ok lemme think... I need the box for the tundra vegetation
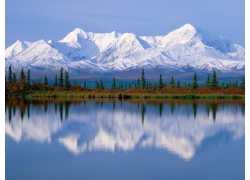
[5,66,245,99]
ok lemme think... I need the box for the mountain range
[5,23,245,79]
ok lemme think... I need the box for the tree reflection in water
[5,98,245,160]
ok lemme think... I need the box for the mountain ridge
[5,23,245,77]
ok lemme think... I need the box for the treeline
[5,66,245,97]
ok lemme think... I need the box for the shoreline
[11,91,245,100]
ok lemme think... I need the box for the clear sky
[5,0,245,47]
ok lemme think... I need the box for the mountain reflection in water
[5,99,245,160]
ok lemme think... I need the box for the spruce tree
[100,79,104,90]
[111,77,116,90]
[27,69,30,86]
[177,81,180,88]
[158,74,163,89]
[64,70,70,90]
[13,73,17,83]
[44,76,48,85]
[8,65,13,84]
[211,71,218,88]
[141,68,146,89]
[192,73,198,89]
[137,78,140,88]
[170,76,175,88]
[240,78,245,89]
[84,80,87,88]
[59,67,64,87]
[95,80,99,89]
[19,68,26,82]
[54,75,58,86]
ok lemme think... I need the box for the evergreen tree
[158,74,163,89]
[137,78,140,88]
[211,71,218,88]
[177,81,180,88]
[64,70,70,90]
[19,68,26,82]
[95,80,99,89]
[111,77,116,90]
[141,68,146,89]
[59,67,64,87]
[44,76,48,85]
[192,73,198,89]
[54,75,58,86]
[13,73,17,83]
[27,69,30,85]
[8,65,13,84]
[205,74,211,88]
[240,78,245,89]
[120,82,123,90]
[100,79,104,90]
[84,80,87,88]
[170,76,175,88]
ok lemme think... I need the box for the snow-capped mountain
[5,23,245,76]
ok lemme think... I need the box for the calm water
[5,98,245,180]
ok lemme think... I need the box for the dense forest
[5,66,245,98]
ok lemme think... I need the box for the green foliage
[111,77,116,90]
[83,80,87,88]
[19,68,26,83]
[240,78,245,89]
[158,74,163,89]
[13,73,17,83]
[44,76,48,85]
[27,69,30,85]
[64,70,70,90]
[170,76,175,88]
[8,65,13,84]
[205,74,210,88]
[137,78,140,87]
[192,73,198,89]
[59,67,64,87]
[141,68,146,89]
[54,75,58,86]
[211,71,218,88]
[95,80,100,89]
[177,81,180,88]
[100,79,104,90]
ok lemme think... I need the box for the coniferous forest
[5,66,245,99]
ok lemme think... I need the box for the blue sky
[5,0,245,47]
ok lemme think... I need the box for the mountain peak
[5,24,245,74]
[5,40,29,58]
[72,28,86,35]
[59,28,89,44]
[180,23,197,31]
[159,23,199,48]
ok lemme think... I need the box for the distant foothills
[5,65,245,99]
[5,23,244,81]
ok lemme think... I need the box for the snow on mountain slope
[5,23,245,75]
[5,40,32,59]
[55,28,121,62]
[6,40,70,71]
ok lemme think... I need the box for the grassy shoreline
[23,91,245,100]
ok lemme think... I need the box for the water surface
[5,99,245,180]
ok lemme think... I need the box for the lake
[5,98,245,180]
